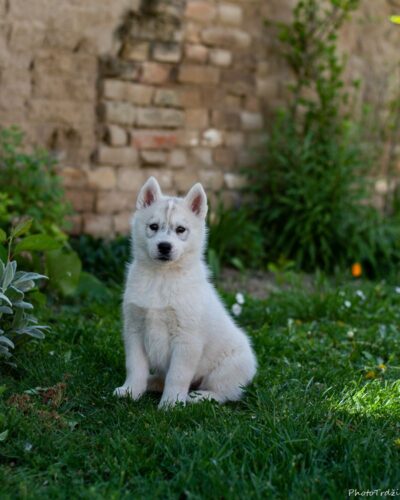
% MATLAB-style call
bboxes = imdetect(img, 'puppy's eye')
[149,223,159,231]
[176,226,186,234]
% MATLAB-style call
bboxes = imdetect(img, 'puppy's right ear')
[136,176,162,210]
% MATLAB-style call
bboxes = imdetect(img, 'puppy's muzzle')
[157,242,172,261]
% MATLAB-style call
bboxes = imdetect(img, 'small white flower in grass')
[344,300,352,308]
[235,292,245,305]
[231,303,242,317]
[347,330,355,339]
[24,442,33,452]
[355,290,366,301]
[395,287,400,294]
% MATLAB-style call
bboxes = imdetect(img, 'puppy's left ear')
[184,183,208,219]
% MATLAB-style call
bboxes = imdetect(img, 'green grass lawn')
[1,276,400,498]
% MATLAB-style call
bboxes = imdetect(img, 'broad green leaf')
[0,430,8,442]
[0,336,14,349]
[2,261,15,289]
[0,228,6,243]
[13,272,48,284]
[0,293,12,306]
[11,218,33,238]
[5,286,24,302]
[14,234,61,255]
[45,249,82,296]
[0,306,12,314]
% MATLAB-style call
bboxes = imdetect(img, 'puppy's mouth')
[157,255,172,262]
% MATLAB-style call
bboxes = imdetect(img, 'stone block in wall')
[121,41,150,62]
[87,167,117,190]
[174,170,201,193]
[185,1,216,22]
[60,167,88,189]
[83,214,113,238]
[184,44,208,63]
[9,21,45,51]
[132,130,179,149]
[189,148,213,168]
[241,111,264,130]
[100,56,140,81]
[199,170,224,190]
[97,191,135,214]
[169,149,187,168]
[225,94,241,109]
[178,65,220,84]
[217,4,243,26]
[225,132,245,148]
[178,130,200,147]
[202,129,224,147]
[65,190,95,212]
[184,22,201,44]
[209,49,232,67]
[154,89,182,108]
[186,109,209,129]
[97,146,138,166]
[211,110,241,130]
[114,212,132,235]
[179,88,203,108]
[29,99,94,125]
[102,101,136,126]
[224,173,247,190]
[245,96,261,112]
[141,62,171,84]
[33,74,95,102]
[140,150,168,166]
[152,42,182,63]
[136,107,185,128]
[103,80,154,105]
[117,168,146,191]
[201,27,251,49]
[106,125,128,146]
[214,148,235,167]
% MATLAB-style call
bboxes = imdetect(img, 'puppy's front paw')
[113,385,142,400]
[158,394,186,410]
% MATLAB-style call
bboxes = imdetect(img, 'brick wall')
[0,0,399,236]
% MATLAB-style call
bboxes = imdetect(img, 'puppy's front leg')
[114,304,148,400]
[159,340,202,409]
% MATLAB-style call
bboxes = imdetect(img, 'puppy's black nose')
[158,242,172,255]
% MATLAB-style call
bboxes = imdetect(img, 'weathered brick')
[225,132,245,147]
[211,110,241,130]
[185,2,216,22]
[199,170,224,190]
[106,124,128,146]
[121,41,149,62]
[60,167,87,188]
[97,146,138,166]
[256,78,278,97]
[140,150,167,166]
[174,170,199,192]
[224,173,246,189]
[217,4,243,26]
[178,65,220,84]
[83,214,113,238]
[103,80,154,105]
[184,44,208,63]
[136,107,184,128]
[214,148,235,167]
[117,168,146,191]
[201,27,251,49]
[132,130,179,149]
[154,88,181,108]
[9,21,44,51]
[178,130,200,147]
[97,191,135,214]
[152,42,182,63]
[169,149,187,168]
[87,167,116,190]
[225,94,241,109]
[114,212,132,234]
[202,128,224,147]
[241,111,264,130]
[189,148,213,168]
[179,88,202,108]
[209,49,232,67]
[247,132,265,148]
[184,22,201,44]
[186,109,209,129]
[102,101,136,126]
[65,190,95,212]
[141,62,171,84]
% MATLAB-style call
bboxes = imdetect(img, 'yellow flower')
[351,263,362,278]
[365,370,376,379]
[394,438,400,448]
[378,363,387,372]
[390,15,400,24]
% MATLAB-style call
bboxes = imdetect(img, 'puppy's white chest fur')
[143,307,177,373]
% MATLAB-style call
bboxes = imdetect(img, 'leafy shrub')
[207,203,265,278]
[0,224,49,367]
[0,127,71,241]
[70,235,131,285]
[247,0,400,274]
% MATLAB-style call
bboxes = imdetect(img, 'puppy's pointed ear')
[184,183,208,219]
[136,176,162,210]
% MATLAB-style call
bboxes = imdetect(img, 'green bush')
[246,0,400,274]
[0,223,50,367]
[0,127,71,241]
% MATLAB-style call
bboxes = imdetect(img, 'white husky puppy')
[114,176,257,408]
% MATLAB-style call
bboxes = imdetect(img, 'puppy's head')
[132,176,208,265]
